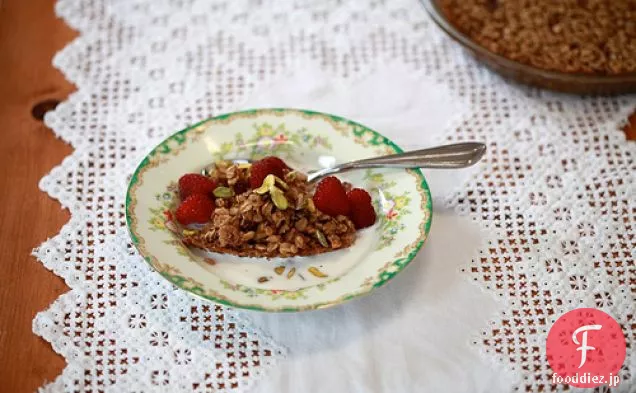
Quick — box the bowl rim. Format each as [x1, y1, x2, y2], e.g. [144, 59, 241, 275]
[125, 108, 433, 312]
[420, 0, 636, 85]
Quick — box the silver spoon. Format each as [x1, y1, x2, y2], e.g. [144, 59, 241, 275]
[203, 142, 486, 183]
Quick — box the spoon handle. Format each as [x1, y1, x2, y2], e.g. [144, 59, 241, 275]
[343, 142, 486, 170]
[307, 142, 486, 182]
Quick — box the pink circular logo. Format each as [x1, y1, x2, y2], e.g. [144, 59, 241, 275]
[546, 308, 626, 388]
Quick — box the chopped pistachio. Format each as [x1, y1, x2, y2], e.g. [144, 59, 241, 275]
[315, 230, 329, 247]
[270, 187, 288, 210]
[308, 266, 328, 278]
[273, 175, 288, 190]
[213, 186, 235, 198]
[287, 267, 296, 279]
[254, 174, 275, 194]
[182, 229, 197, 236]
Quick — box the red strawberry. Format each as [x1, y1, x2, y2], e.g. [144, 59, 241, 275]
[312, 176, 351, 217]
[175, 194, 214, 225]
[178, 173, 217, 200]
[350, 202, 376, 229]
[261, 156, 290, 172]
[346, 188, 372, 205]
[347, 188, 376, 229]
[249, 156, 290, 189]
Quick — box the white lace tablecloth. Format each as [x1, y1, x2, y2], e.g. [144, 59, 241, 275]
[35, 0, 635, 392]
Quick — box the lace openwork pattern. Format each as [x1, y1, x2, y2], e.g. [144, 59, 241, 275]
[35, 0, 634, 391]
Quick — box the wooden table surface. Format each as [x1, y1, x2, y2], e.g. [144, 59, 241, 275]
[0, 1, 634, 392]
[1, 1, 76, 391]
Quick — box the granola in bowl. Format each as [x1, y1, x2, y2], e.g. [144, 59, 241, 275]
[173, 156, 376, 258]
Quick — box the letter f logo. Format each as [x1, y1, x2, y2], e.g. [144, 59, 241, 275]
[572, 324, 602, 368]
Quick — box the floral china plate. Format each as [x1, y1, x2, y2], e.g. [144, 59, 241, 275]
[126, 108, 432, 312]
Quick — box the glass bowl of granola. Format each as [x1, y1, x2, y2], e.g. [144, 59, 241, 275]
[421, 0, 636, 94]
[126, 109, 432, 312]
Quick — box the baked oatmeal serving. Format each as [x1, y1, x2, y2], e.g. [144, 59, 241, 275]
[172, 156, 377, 258]
[439, 0, 636, 75]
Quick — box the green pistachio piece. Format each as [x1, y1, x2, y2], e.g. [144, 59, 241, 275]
[254, 174, 275, 194]
[270, 186, 289, 210]
[315, 230, 329, 247]
[273, 175, 289, 190]
[213, 186, 235, 198]
[182, 229, 197, 236]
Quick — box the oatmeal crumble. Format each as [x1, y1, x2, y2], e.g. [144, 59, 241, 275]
[439, 0, 636, 75]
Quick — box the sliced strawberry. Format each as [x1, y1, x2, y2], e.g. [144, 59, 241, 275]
[175, 194, 214, 225]
[178, 173, 217, 200]
[312, 176, 351, 217]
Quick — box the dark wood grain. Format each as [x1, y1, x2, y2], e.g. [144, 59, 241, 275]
[0, 0, 76, 392]
[0, 1, 633, 392]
